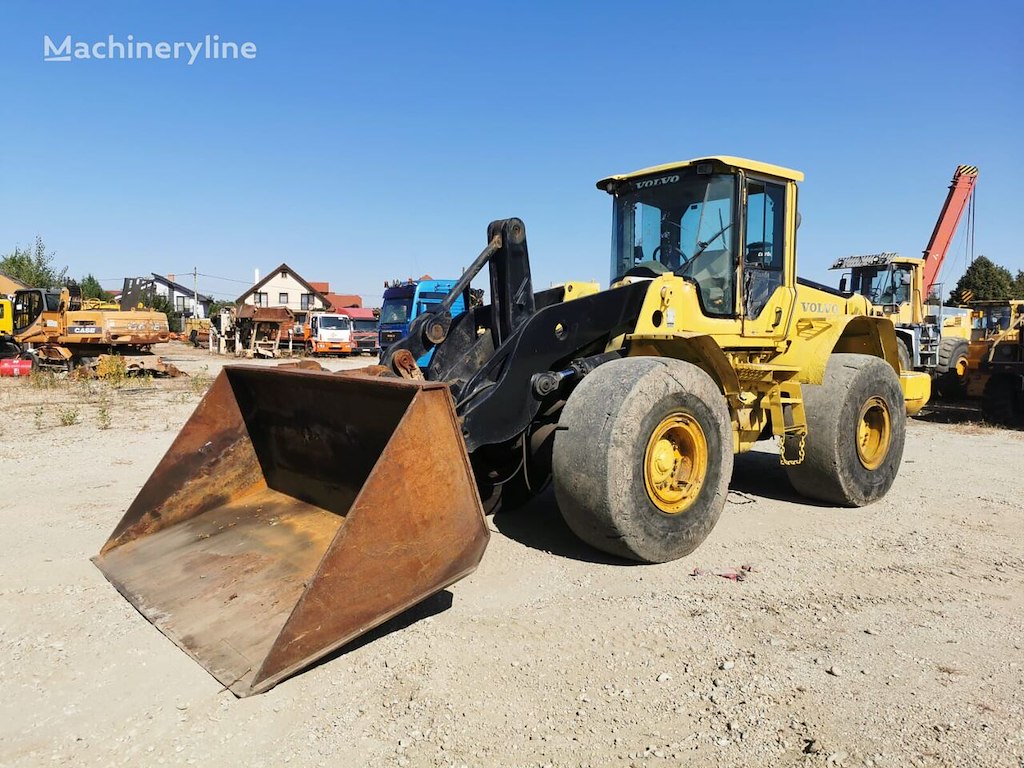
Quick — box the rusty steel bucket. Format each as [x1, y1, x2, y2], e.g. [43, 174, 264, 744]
[92, 366, 489, 696]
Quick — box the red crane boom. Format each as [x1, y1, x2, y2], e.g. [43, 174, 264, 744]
[922, 164, 978, 294]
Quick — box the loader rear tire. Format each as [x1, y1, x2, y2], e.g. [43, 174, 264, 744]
[785, 353, 905, 506]
[552, 357, 732, 563]
[981, 373, 1024, 427]
[896, 338, 912, 373]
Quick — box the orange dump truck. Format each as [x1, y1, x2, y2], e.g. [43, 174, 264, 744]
[303, 312, 353, 356]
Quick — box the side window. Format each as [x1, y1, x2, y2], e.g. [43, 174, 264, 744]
[743, 179, 786, 319]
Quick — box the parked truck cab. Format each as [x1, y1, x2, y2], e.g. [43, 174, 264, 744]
[378, 279, 466, 364]
[336, 307, 379, 355]
[304, 312, 353, 356]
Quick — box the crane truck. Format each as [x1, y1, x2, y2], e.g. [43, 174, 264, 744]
[93, 156, 930, 696]
[832, 165, 978, 395]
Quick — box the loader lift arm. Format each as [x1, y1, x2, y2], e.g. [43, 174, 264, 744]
[381, 218, 648, 454]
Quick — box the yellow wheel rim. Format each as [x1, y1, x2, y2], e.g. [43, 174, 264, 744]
[643, 412, 708, 514]
[955, 356, 968, 377]
[856, 396, 891, 470]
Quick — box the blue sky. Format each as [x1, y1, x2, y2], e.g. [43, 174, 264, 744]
[1, 0, 1020, 305]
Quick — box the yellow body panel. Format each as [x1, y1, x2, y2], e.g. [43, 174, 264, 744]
[900, 371, 931, 416]
[560, 281, 601, 301]
[0, 299, 11, 335]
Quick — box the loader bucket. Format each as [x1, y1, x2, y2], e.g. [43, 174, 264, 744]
[92, 366, 488, 696]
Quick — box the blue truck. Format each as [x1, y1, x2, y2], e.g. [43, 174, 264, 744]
[378, 279, 466, 364]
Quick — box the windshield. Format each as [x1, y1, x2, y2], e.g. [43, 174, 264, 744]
[981, 306, 1013, 331]
[611, 171, 737, 315]
[380, 298, 412, 324]
[353, 319, 377, 332]
[318, 316, 350, 330]
[852, 265, 911, 305]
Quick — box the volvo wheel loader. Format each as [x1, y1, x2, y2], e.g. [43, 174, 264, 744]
[94, 156, 930, 695]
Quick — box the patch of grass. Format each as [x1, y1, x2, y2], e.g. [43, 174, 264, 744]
[28, 370, 59, 389]
[58, 406, 80, 426]
[96, 402, 112, 430]
[33, 406, 44, 429]
[189, 365, 212, 396]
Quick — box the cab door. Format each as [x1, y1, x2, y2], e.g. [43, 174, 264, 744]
[740, 176, 796, 339]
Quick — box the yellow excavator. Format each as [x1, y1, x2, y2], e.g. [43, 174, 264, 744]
[10, 282, 169, 369]
[94, 156, 930, 695]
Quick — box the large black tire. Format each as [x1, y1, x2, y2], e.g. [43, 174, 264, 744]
[935, 337, 969, 398]
[785, 353, 906, 506]
[552, 357, 732, 563]
[896, 338, 912, 373]
[981, 373, 1024, 427]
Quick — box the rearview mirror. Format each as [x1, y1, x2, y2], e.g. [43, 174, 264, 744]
[839, 276, 848, 292]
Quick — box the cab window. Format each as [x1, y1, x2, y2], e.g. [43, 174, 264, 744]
[742, 179, 786, 319]
[611, 171, 737, 316]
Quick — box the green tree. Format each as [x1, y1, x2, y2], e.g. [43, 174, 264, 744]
[950, 256, 1016, 302]
[1014, 270, 1024, 299]
[0, 236, 68, 288]
[208, 300, 236, 316]
[148, 292, 174, 315]
[78, 273, 110, 300]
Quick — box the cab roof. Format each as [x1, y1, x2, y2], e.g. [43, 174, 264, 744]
[596, 156, 804, 191]
[830, 252, 925, 270]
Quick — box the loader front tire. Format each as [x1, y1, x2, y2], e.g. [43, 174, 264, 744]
[935, 337, 969, 397]
[552, 357, 732, 563]
[785, 353, 905, 506]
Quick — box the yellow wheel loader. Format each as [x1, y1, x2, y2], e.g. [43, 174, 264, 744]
[94, 156, 931, 695]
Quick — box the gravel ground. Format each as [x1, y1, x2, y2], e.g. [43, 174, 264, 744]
[1, 343, 1022, 768]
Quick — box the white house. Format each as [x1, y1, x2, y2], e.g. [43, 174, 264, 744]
[236, 263, 331, 328]
[153, 273, 213, 319]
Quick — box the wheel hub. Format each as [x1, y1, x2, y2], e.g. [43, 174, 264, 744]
[643, 412, 708, 514]
[856, 396, 891, 470]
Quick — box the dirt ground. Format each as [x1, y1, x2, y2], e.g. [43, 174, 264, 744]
[1, 343, 1022, 768]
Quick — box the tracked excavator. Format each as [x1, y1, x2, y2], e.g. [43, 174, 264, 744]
[94, 156, 930, 695]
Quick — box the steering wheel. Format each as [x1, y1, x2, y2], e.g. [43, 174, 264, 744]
[651, 243, 685, 268]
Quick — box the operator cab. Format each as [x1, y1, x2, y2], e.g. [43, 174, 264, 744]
[600, 156, 797, 321]
[832, 253, 914, 311]
[12, 289, 59, 333]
